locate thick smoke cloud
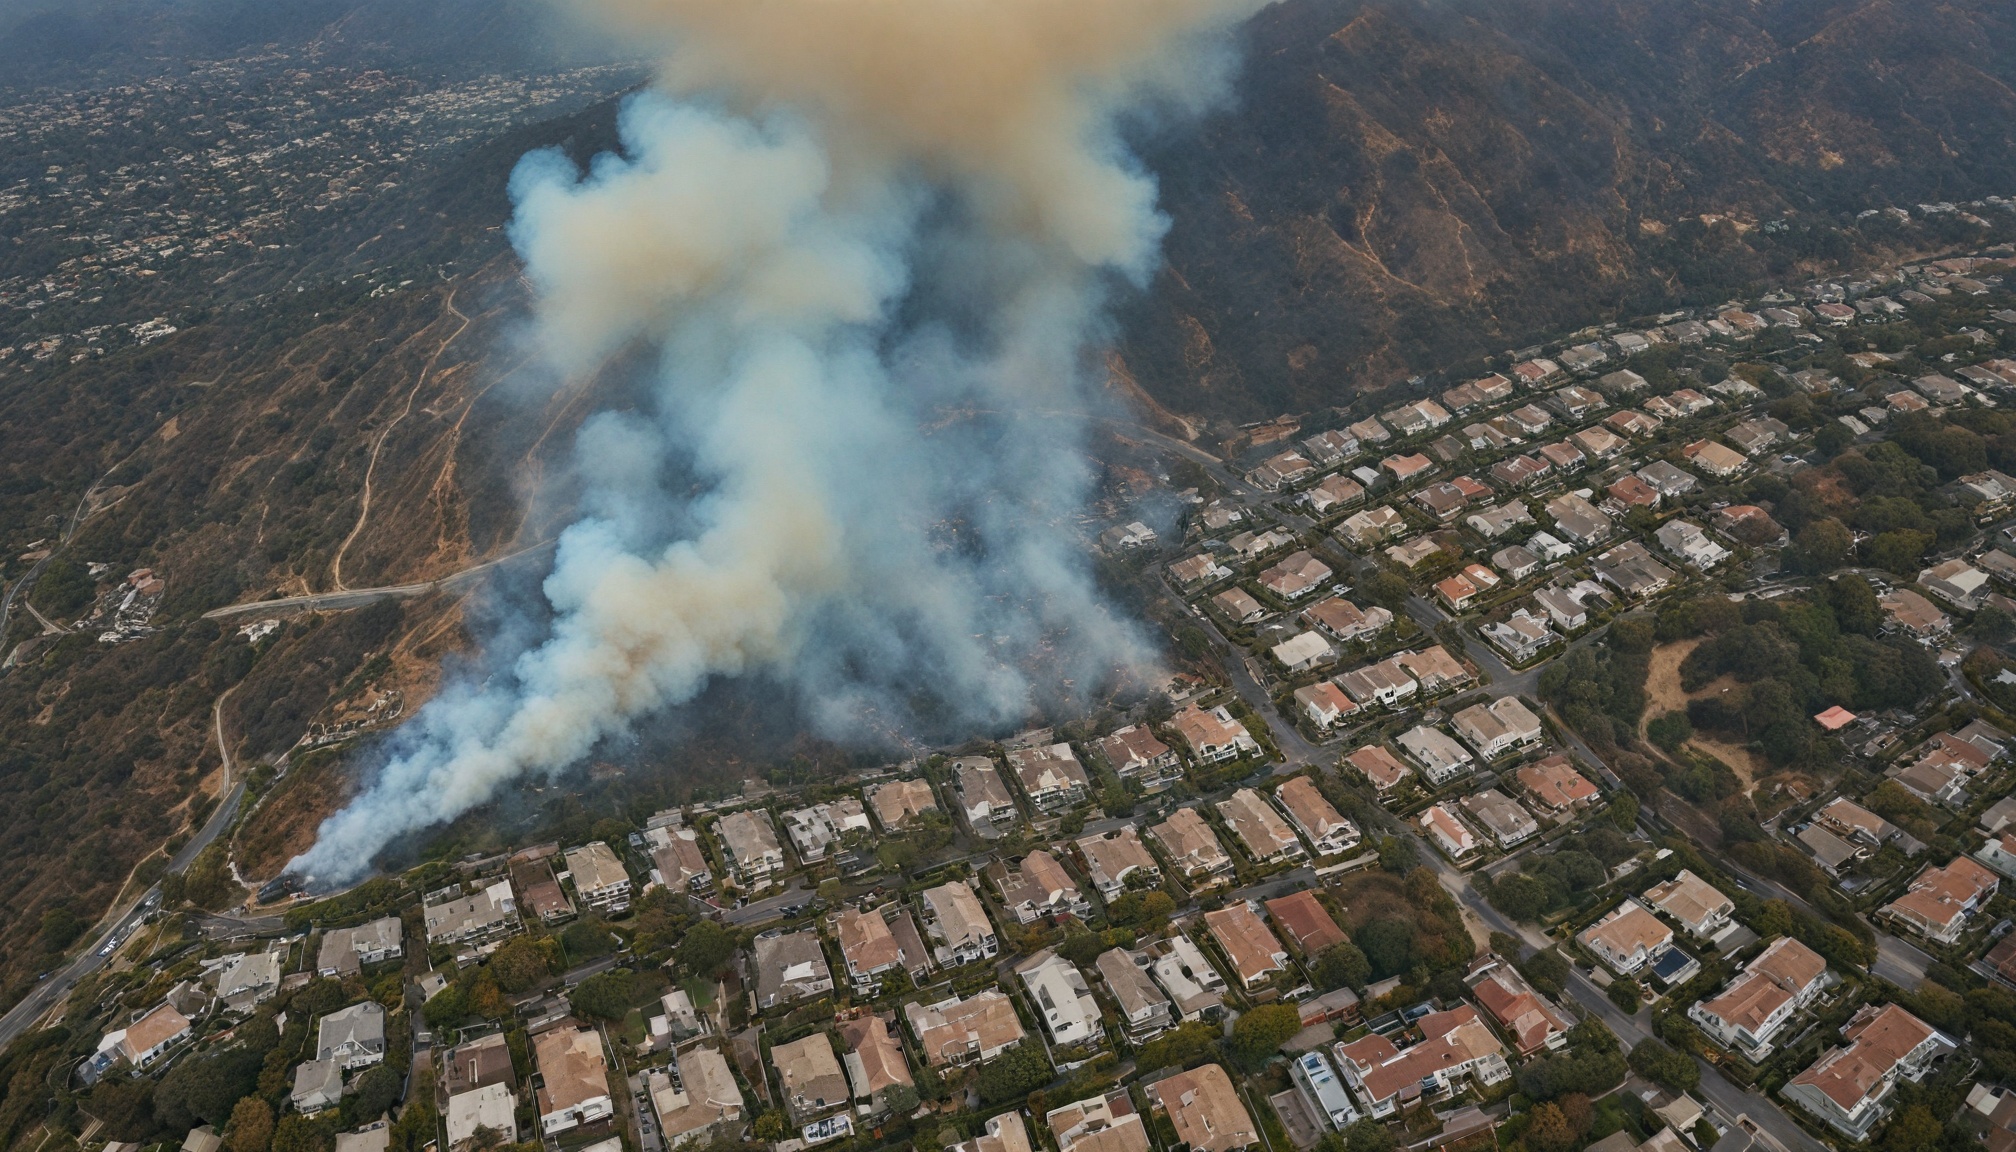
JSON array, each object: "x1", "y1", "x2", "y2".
[{"x1": 288, "y1": 0, "x2": 1260, "y2": 885}]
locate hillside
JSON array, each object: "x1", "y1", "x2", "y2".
[{"x1": 1120, "y1": 0, "x2": 2016, "y2": 421}]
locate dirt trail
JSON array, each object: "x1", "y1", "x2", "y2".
[{"x1": 1642, "y1": 638, "x2": 1767, "y2": 793}]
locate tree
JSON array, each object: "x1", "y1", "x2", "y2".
[
  {"x1": 1606, "y1": 979, "x2": 1643, "y2": 1015},
  {"x1": 1627, "y1": 1038, "x2": 1699, "y2": 1092},
  {"x1": 1135, "y1": 1022, "x2": 1218, "y2": 1072},
  {"x1": 1878, "y1": 1105, "x2": 1940, "y2": 1152},
  {"x1": 560, "y1": 919, "x2": 617, "y2": 963},
  {"x1": 1607, "y1": 791, "x2": 1639, "y2": 832},
  {"x1": 1313, "y1": 941, "x2": 1370, "y2": 992},
  {"x1": 154, "y1": 1048, "x2": 263, "y2": 1130},
  {"x1": 751, "y1": 1113, "x2": 787, "y2": 1141},
  {"x1": 1646, "y1": 711, "x2": 1692, "y2": 752},
  {"x1": 1363, "y1": 570, "x2": 1411, "y2": 611},
  {"x1": 1354, "y1": 919, "x2": 1414, "y2": 979},
  {"x1": 271, "y1": 1114, "x2": 335, "y2": 1152},
  {"x1": 1795, "y1": 519, "x2": 1852, "y2": 572},
  {"x1": 678, "y1": 920, "x2": 736, "y2": 977},
  {"x1": 227, "y1": 1098, "x2": 274, "y2": 1152},
  {"x1": 39, "y1": 907, "x2": 84, "y2": 951},
  {"x1": 349, "y1": 1064, "x2": 403, "y2": 1121},
  {"x1": 1484, "y1": 873, "x2": 1555, "y2": 922},
  {"x1": 1526, "y1": 1103, "x2": 1574, "y2": 1152},
  {"x1": 1974, "y1": 606, "x2": 2016, "y2": 644},
  {"x1": 1867, "y1": 529, "x2": 1933, "y2": 575},
  {"x1": 975, "y1": 1045, "x2": 1052, "y2": 1104},
  {"x1": 1517, "y1": 949, "x2": 1570, "y2": 998},
  {"x1": 879, "y1": 1083, "x2": 919, "y2": 1116},
  {"x1": 88, "y1": 1077, "x2": 158, "y2": 1142},
  {"x1": 1338, "y1": 1120, "x2": 1398, "y2": 1152},
  {"x1": 1230, "y1": 1004, "x2": 1302, "y2": 1069},
  {"x1": 488, "y1": 937, "x2": 554, "y2": 994},
  {"x1": 568, "y1": 969, "x2": 640, "y2": 1021}
]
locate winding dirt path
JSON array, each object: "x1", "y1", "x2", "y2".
[
  {"x1": 330, "y1": 288, "x2": 471, "y2": 591},
  {"x1": 1642, "y1": 637, "x2": 1765, "y2": 793}
]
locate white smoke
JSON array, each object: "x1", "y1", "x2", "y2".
[{"x1": 288, "y1": 0, "x2": 1259, "y2": 885}]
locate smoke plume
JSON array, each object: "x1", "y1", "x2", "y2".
[{"x1": 288, "y1": 0, "x2": 1259, "y2": 885}]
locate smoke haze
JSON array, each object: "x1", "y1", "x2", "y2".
[{"x1": 288, "y1": 0, "x2": 1260, "y2": 885}]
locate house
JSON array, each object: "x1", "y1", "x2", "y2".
[
  {"x1": 1293, "y1": 681, "x2": 1358, "y2": 730},
  {"x1": 1816, "y1": 798, "x2": 1896, "y2": 846},
  {"x1": 1551, "y1": 386, "x2": 1606, "y2": 420},
  {"x1": 645, "y1": 824, "x2": 714, "y2": 891},
  {"x1": 1516, "y1": 755, "x2": 1598, "y2": 815},
  {"x1": 1331, "y1": 1005, "x2": 1509, "y2": 1118},
  {"x1": 1047, "y1": 1091, "x2": 1151, "y2": 1152},
  {"x1": 421, "y1": 881, "x2": 522, "y2": 950},
  {"x1": 648, "y1": 1047, "x2": 745, "y2": 1148},
  {"x1": 1412, "y1": 481, "x2": 1472, "y2": 521},
  {"x1": 1348, "y1": 416, "x2": 1393, "y2": 445},
  {"x1": 1920, "y1": 558, "x2": 1992, "y2": 610},
  {"x1": 1336, "y1": 507, "x2": 1406, "y2": 546},
  {"x1": 1655, "y1": 520, "x2": 1729, "y2": 569},
  {"x1": 1460, "y1": 790, "x2": 1539, "y2": 848},
  {"x1": 1380, "y1": 453, "x2": 1435, "y2": 484},
  {"x1": 104, "y1": 1002, "x2": 192, "y2": 1069},
  {"x1": 1258, "y1": 551, "x2": 1333, "y2": 600},
  {"x1": 1101, "y1": 522, "x2": 1158, "y2": 552},
  {"x1": 1265, "y1": 890, "x2": 1347, "y2": 956},
  {"x1": 1170, "y1": 554, "x2": 1233, "y2": 587},
  {"x1": 1880, "y1": 857, "x2": 1998, "y2": 944},
  {"x1": 1569, "y1": 427, "x2": 1626, "y2": 461},
  {"x1": 1799, "y1": 824, "x2": 1867, "y2": 877},
  {"x1": 315, "y1": 1002, "x2": 386, "y2": 1070},
  {"x1": 1346, "y1": 745, "x2": 1411, "y2": 793},
  {"x1": 1879, "y1": 588, "x2": 1951, "y2": 638},
  {"x1": 534, "y1": 1027, "x2": 614, "y2": 1135},
  {"x1": 1434, "y1": 574, "x2": 1478, "y2": 612},
  {"x1": 210, "y1": 950, "x2": 283, "y2": 1011},
  {"x1": 1272, "y1": 630, "x2": 1336, "y2": 673},
  {"x1": 1532, "y1": 586, "x2": 1590, "y2": 631},
  {"x1": 1147, "y1": 936, "x2": 1229, "y2": 1022},
  {"x1": 1097, "y1": 949, "x2": 1174, "y2": 1042},
  {"x1": 1217, "y1": 788, "x2": 1304, "y2": 864},
  {"x1": 865, "y1": 779, "x2": 938, "y2": 831},
  {"x1": 1397, "y1": 725, "x2": 1473, "y2": 786},
  {"x1": 1543, "y1": 493, "x2": 1611, "y2": 545},
  {"x1": 1291, "y1": 1052, "x2": 1361, "y2": 1131},
  {"x1": 772, "y1": 1035, "x2": 850, "y2": 1123},
  {"x1": 512, "y1": 859, "x2": 573, "y2": 924},
  {"x1": 1146, "y1": 1065, "x2": 1257, "y2": 1152},
  {"x1": 1577, "y1": 901, "x2": 1674, "y2": 974},
  {"x1": 1466, "y1": 503, "x2": 1535, "y2": 539},
  {"x1": 1490, "y1": 546, "x2": 1543, "y2": 582},
  {"x1": 1007, "y1": 743, "x2": 1091, "y2": 811},
  {"x1": 1076, "y1": 828, "x2": 1160, "y2": 899},
  {"x1": 1276, "y1": 776, "x2": 1359, "y2": 857},
  {"x1": 947, "y1": 1121, "x2": 1040, "y2": 1152},
  {"x1": 1958, "y1": 470, "x2": 2016, "y2": 512},
  {"x1": 1302, "y1": 430, "x2": 1361, "y2": 465},
  {"x1": 1977, "y1": 832, "x2": 2016, "y2": 880},
  {"x1": 1172, "y1": 705, "x2": 1259, "y2": 763},
  {"x1": 838, "y1": 1014, "x2": 913, "y2": 1116},
  {"x1": 1528, "y1": 532, "x2": 1576, "y2": 562},
  {"x1": 1687, "y1": 937, "x2": 1829, "y2": 1061},
  {"x1": 1016, "y1": 950, "x2": 1103, "y2": 1048},
  {"x1": 716, "y1": 810, "x2": 786, "y2": 889},
  {"x1": 835, "y1": 907, "x2": 908, "y2": 993},
  {"x1": 1450, "y1": 697, "x2": 1544, "y2": 759},
  {"x1": 782, "y1": 800, "x2": 873, "y2": 864},
  {"x1": 905, "y1": 991, "x2": 1025, "y2": 1066},
  {"x1": 1605, "y1": 474, "x2": 1660, "y2": 510},
  {"x1": 292, "y1": 1060, "x2": 344, "y2": 1114},
  {"x1": 1912, "y1": 374, "x2": 1969, "y2": 405},
  {"x1": 1712, "y1": 505, "x2": 1787, "y2": 547},
  {"x1": 1149, "y1": 807, "x2": 1234, "y2": 882},
  {"x1": 1491, "y1": 454, "x2": 1551, "y2": 489},
  {"x1": 1304, "y1": 474, "x2": 1366, "y2": 514},
  {"x1": 1595, "y1": 368, "x2": 1649, "y2": 397},
  {"x1": 953, "y1": 759, "x2": 1019, "y2": 828},
  {"x1": 1418, "y1": 805, "x2": 1477, "y2": 859},
  {"x1": 316, "y1": 917, "x2": 403, "y2": 978},
  {"x1": 919, "y1": 882, "x2": 999, "y2": 966},
  {"x1": 1592, "y1": 541, "x2": 1676, "y2": 599},
  {"x1": 1247, "y1": 451, "x2": 1315, "y2": 492},
  {"x1": 1891, "y1": 756, "x2": 1968, "y2": 807},
  {"x1": 1212, "y1": 587, "x2": 1266, "y2": 624},
  {"x1": 1682, "y1": 439, "x2": 1748, "y2": 479},
  {"x1": 1385, "y1": 536, "x2": 1444, "y2": 571},
  {"x1": 1481, "y1": 610, "x2": 1559, "y2": 662},
  {"x1": 1637, "y1": 461, "x2": 1697, "y2": 499},
  {"x1": 1642, "y1": 870, "x2": 1735, "y2": 938},
  {"x1": 1511, "y1": 359, "x2": 1560, "y2": 387},
  {"x1": 754, "y1": 929, "x2": 835, "y2": 1009},
  {"x1": 447, "y1": 1083, "x2": 519, "y2": 1149},
  {"x1": 1783, "y1": 1004, "x2": 1956, "y2": 1140},
  {"x1": 1096, "y1": 725, "x2": 1181, "y2": 789},
  {"x1": 987, "y1": 850, "x2": 1090, "y2": 923},
  {"x1": 563, "y1": 842, "x2": 633, "y2": 914},
  {"x1": 1538, "y1": 441, "x2": 1587, "y2": 473},
  {"x1": 1608, "y1": 408, "x2": 1663, "y2": 437},
  {"x1": 1724, "y1": 417, "x2": 1790, "y2": 456},
  {"x1": 1204, "y1": 903, "x2": 1290, "y2": 989},
  {"x1": 1466, "y1": 956, "x2": 1571, "y2": 1057},
  {"x1": 442, "y1": 1034, "x2": 516, "y2": 1105},
  {"x1": 1398, "y1": 646, "x2": 1471, "y2": 693},
  {"x1": 1304, "y1": 596, "x2": 1393, "y2": 644}
]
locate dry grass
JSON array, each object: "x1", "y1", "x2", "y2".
[{"x1": 1642, "y1": 639, "x2": 1768, "y2": 792}]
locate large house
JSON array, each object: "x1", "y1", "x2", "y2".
[
  {"x1": 1148, "y1": 808, "x2": 1234, "y2": 884},
  {"x1": 534, "y1": 1027, "x2": 614, "y2": 1136},
  {"x1": 1642, "y1": 870, "x2": 1735, "y2": 939},
  {"x1": 1687, "y1": 937, "x2": 1829, "y2": 1061},
  {"x1": 781, "y1": 801, "x2": 872, "y2": 865},
  {"x1": 1460, "y1": 790, "x2": 1539, "y2": 849},
  {"x1": 1450, "y1": 697, "x2": 1544, "y2": 759},
  {"x1": 834, "y1": 907, "x2": 913, "y2": 994},
  {"x1": 1783, "y1": 1004, "x2": 1955, "y2": 1140},
  {"x1": 315, "y1": 1002, "x2": 386, "y2": 1070},
  {"x1": 1345, "y1": 745, "x2": 1411, "y2": 793},
  {"x1": 952, "y1": 759, "x2": 1019, "y2": 829},
  {"x1": 1331, "y1": 1005, "x2": 1509, "y2": 1117},
  {"x1": 1397, "y1": 725, "x2": 1473, "y2": 786},
  {"x1": 316, "y1": 917, "x2": 404, "y2": 978},
  {"x1": 1096, "y1": 726, "x2": 1182, "y2": 790},
  {"x1": 1577, "y1": 901, "x2": 1673, "y2": 974},
  {"x1": 715, "y1": 810, "x2": 786, "y2": 890},
  {"x1": 753, "y1": 929, "x2": 835, "y2": 1010},
  {"x1": 920, "y1": 882, "x2": 999, "y2": 966},
  {"x1": 905, "y1": 992, "x2": 1026, "y2": 1067},
  {"x1": 422, "y1": 882, "x2": 521, "y2": 949},
  {"x1": 648, "y1": 1046, "x2": 745, "y2": 1149},
  {"x1": 1274, "y1": 776, "x2": 1360, "y2": 857},
  {"x1": 563, "y1": 842, "x2": 633, "y2": 914},
  {"x1": 987, "y1": 850, "x2": 1091, "y2": 923},
  {"x1": 839, "y1": 1014, "x2": 914, "y2": 1117},
  {"x1": 1007, "y1": 744, "x2": 1091, "y2": 811},
  {"x1": 864, "y1": 779, "x2": 938, "y2": 831},
  {"x1": 1171, "y1": 705, "x2": 1259, "y2": 764},
  {"x1": 1097, "y1": 949, "x2": 1174, "y2": 1042},
  {"x1": 1203, "y1": 904, "x2": 1289, "y2": 990},
  {"x1": 1145, "y1": 1065, "x2": 1257, "y2": 1152},
  {"x1": 1015, "y1": 950, "x2": 1103, "y2": 1049},
  {"x1": 645, "y1": 824, "x2": 714, "y2": 891},
  {"x1": 772, "y1": 1034, "x2": 850, "y2": 1125},
  {"x1": 1516, "y1": 755, "x2": 1599, "y2": 815},
  {"x1": 100, "y1": 1002, "x2": 192, "y2": 1070},
  {"x1": 1881, "y1": 856, "x2": 1999, "y2": 944},
  {"x1": 1466, "y1": 956, "x2": 1571, "y2": 1057},
  {"x1": 1216, "y1": 788, "x2": 1305, "y2": 865},
  {"x1": 1048, "y1": 1091, "x2": 1150, "y2": 1152},
  {"x1": 1075, "y1": 828, "x2": 1160, "y2": 899},
  {"x1": 1148, "y1": 936, "x2": 1228, "y2": 1022}
]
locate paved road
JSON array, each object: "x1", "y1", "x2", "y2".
[
  {"x1": 719, "y1": 878, "x2": 812, "y2": 926},
  {"x1": 0, "y1": 690, "x2": 245, "y2": 1047},
  {"x1": 202, "y1": 538, "x2": 557, "y2": 620},
  {"x1": 1705, "y1": 847, "x2": 1931, "y2": 991},
  {"x1": 1, "y1": 477, "x2": 103, "y2": 669}
]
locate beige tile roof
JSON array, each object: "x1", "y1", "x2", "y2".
[
  {"x1": 837, "y1": 907, "x2": 903, "y2": 976},
  {"x1": 772, "y1": 1034, "x2": 849, "y2": 1115},
  {"x1": 1469, "y1": 967, "x2": 1570, "y2": 1057},
  {"x1": 1276, "y1": 777, "x2": 1352, "y2": 848},
  {"x1": 1578, "y1": 902, "x2": 1671, "y2": 968},
  {"x1": 533, "y1": 1027, "x2": 610, "y2": 1118},
  {"x1": 564, "y1": 842, "x2": 631, "y2": 897},
  {"x1": 1075, "y1": 827, "x2": 1158, "y2": 893},
  {"x1": 120, "y1": 1003, "x2": 191, "y2": 1062},
  {"x1": 1790, "y1": 1003, "x2": 1940, "y2": 1111},
  {"x1": 1516, "y1": 755, "x2": 1598, "y2": 811},
  {"x1": 866, "y1": 779, "x2": 938, "y2": 829},
  {"x1": 1008, "y1": 743, "x2": 1090, "y2": 797},
  {"x1": 904, "y1": 992, "x2": 1025, "y2": 1066},
  {"x1": 1149, "y1": 807, "x2": 1231, "y2": 875},
  {"x1": 1216, "y1": 788, "x2": 1301, "y2": 860},
  {"x1": 838, "y1": 1014, "x2": 912, "y2": 1098},
  {"x1": 1345, "y1": 745, "x2": 1411, "y2": 790},
  {"x1": 650, "y1": 1047, "x2": 744, "y2": 1141},
  {"x1": 1148, "y1": 1064, "x2": 1255, "y2": 1152},
  {"x1": 1884, "y1": 856, "x2": 1999, "y2": 935},
  {"x1": 1697, "y1": 937, "x2": 1827, "y2": 1038},
  {"x1": 1048, "y1": 1091, "x2": 1151, "y2": 1152},
  {"x1": 1643, "y1": 870, "x2": 1733, "y2": 933},
  {"x1": 1096, "y1": 726, "x2": 1174, "y2": 775},
  {"x1": 922, "y1": 882, "x2": 995, "y2": 950},
  {"x1": 1263, "y1": 891, "x2": 1345, "y2": 956},
  {"x1": 1203, "y1": 905, "x2": 1287, "y2": 986}
]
